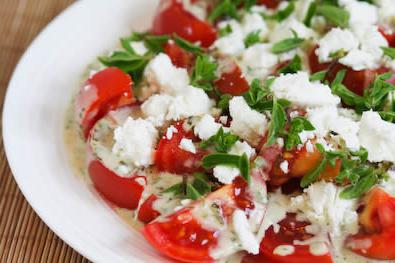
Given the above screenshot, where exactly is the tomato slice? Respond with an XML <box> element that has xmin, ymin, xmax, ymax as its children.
<box><xmin>164</xmin><ymin>41</ymin><xmax>194</xmax><ymax>69</ymax></box>
<box><xmin>347</xmin><ymin>188</ymin><xmax>395</xmax><ymax>260</ymax></box>
<box><xmin>152</xmin><ymin>0</ymin><xmax>217</xmax><ymax>48</ymax></box>
<box><xmin>138</xmin><ymin>194</ymin><xmax>161</xmax><ymax>224</ymax></box>
<box><xmin>257</xmin><ymin>0</ymin><xmax>281</xmax><ymax>9</ymax></box>
<box><xmin>215</xmin><ymin>61</ymin><xmax>249</xmax><ymax>96</ymax></box>
<box><xmin>155</xmin><ymin>122</ymin><xmax>205</xmax><ymax>174</ymax></box>
<box><xmin>75</xmin><ymin>67</ymin><xmax>134</xmax><ymax>139</ymax></box>
<box><xmin>243</xmin><ymin>214</ymin><xmax>333</xmax><ymax>263</ymax></box>
<box><xmin>88</xmin><ymin>159</ymin><xmax>146</xmax><ymax>209</ymax></box>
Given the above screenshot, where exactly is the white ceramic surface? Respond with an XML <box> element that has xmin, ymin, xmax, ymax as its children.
<box><xmin>2</xmin><ymin>0</ymin><xmax>176</xmax><ymax>262</ymax></box>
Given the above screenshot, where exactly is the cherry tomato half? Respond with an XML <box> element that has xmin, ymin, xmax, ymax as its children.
<box><xmin>75</xmin><ymin>67</ymin><xmax>134</xmax><ymax>139</ymax></box>
<box><xmin>215</xmin><ymin>61</ymin><xmax>249</xmax><ymax>96</ymax></box>
<box><xmin>152</xmin><ymin>0</ymin><xmax>217</xmax><ymax>48</ymax></box>
<box><xmin>164</xmin><ymin>40</ymin><xmax>194</xmax><ymax>69</ymax></box>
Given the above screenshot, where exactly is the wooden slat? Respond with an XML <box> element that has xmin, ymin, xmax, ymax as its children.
<box><xmin>0</xmin><ymin>0</ymin><xmax>91</xmax><ymax>262</ymax></box>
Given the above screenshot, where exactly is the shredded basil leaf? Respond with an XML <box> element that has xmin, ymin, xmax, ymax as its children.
<box><xmin>266</xmin><ymin>99</ymin><xmax>287</xmax><ymax>146</ymax></box>
<box><xmin>271</xmin><ymin>33</ymin><xmax>305</xmax><ymax>54</ymax></box>
<box><xmin>244</xmin><ymin>30</ymin><xmax>262</xmax><ymax>48</ymax></box>
<box><xmin>300</xmin><ymin>156</ymin><xmax>328</xmax><ymax>187</ymax></box>
<box><xmin>310</xmin><ymin>70</ymin><xmax>327</xmax><ymax>82</ymax></box>
<box><xmin>340</xmin><ymin>174</ymin><xmax>378</xmax><ymax>199</ymax></box>
<box><xmin>264</xmin><ymin>1</ymin><xmax>295</xmax><ymax>22</ymax></box>
<box><xmin>174</xmin><ymin>35</ymin><xmax>204</xmax><ymax>55</ymax></box>
<box><xmin>381</xmin><ymin>46</ymin><xmax>395</xmax><ymax>60</ymax></box>
<box><xmin>316</xmin><ymin>5</ymin><xmax>350</xmax><ymax>28</ymax></box>
<box><xmin>304</xmin><ymin>1</ymin><xmax>317</xmax><ymax>27</ymax></box>
<box><xmin>278</xmin><ymin>55</ymin><xmax>302</xmax><ymax>74</ymax></box>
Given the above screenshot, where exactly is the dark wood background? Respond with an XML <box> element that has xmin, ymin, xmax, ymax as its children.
<box><xmin>0</xmin><ymin>0</ymin><xmax>90</xmax><ymax>261</ymax></box>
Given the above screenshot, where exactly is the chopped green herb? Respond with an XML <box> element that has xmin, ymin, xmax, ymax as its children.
<box><xmin>300</xmin><ymin>156</ymin><xmax>328</xmax><ymax>187</ymax></box>
<box><xmin>219</xmin><ymin>24</ymin><xmax>233</xmax><ymax>37</ymax></box>
<box><xmin>264</xmin><ymin>1</ymin><xmax>295</xmax><ymax>22</ymax></box>
<box><xmin>379</xmin><ymin>111</ymin><xmax>395</xmax><ymax>123</ymax></box>
<box><xmin>316</xmin><ymin>5</ymin><xmax>350</xmax><ymax>28</ymax></box>
<box><xmin>174</xmin><ymin>35</ymin><xmax>204</xmax><ymax>55</ymax></box>
<box><xmin>381</xmin><ymin>47</ymin><xmax>395</xmax><ymax>59</ymax></box>
<box><xmin>304</xmin><ymin>1</ymin><xmax>317</xmax><ymax>27</ymax></box>
<box><xmin>285</xmin><ymin>117</ymin><xmax>315</xmax><ymax>150</ymax></box>
<box><xmin>309</xmin><ymin>70</ymin><xmax>327</xmax><ymax>82</ymax></box>
<box><xmin>191</xmin><ymin>55</ymin><xmax>218</xmax><ymax>91</ymax></box>
<box><xmin>331</xmin><ymin>69</ymin><xmax>347</xmax><ymax>87</ymax></box>
<box><xmin>208</xmin><ymin>0</ymin><xmax>239</xmax><ymax>22</ymax></box>
<box><xmin>127</xmin><ymin>32</ymin><xmax>170</xmax><ymax>53</ymax></box>
<box><xmin>278</xmin><ymin>55</ymin><xmax>302</xmax><ymax>74</ymax></box>
<box><xmin>218</xmin><ymin>94</ymin><xmax>233</xmax><ymax>111</ymax></box>
<box><xmin>200</xmin><ymin>127</ymin><xmax>239</xmax><ymax>153</ymax></box>
<box><xmin>271</xmin><ymin>32</ymin><xmax>305</xmax><ymax>54</ymax></box>
<box><xmin>244</xmin><ymin>30</ymin><xmax>262</xmax><ymax>48</ymax></box>
<box><xmin>340</xmin><ymin>174</ymin><xmax>378</xmax><ymax>199</ymax></box>
<box><xmin>163</xmin><ymin>183</ymin><xmax>184</xmax><ymax>195</ymax></box>
<box><xmin>266</xmin><ymin>99</ymin><xmax>287</xmax><ymax>146</ymax></box>
<box><xmin>186</xmin><ymin>183</ymin><xmax>203</xmax><ymax>200</ymax></box>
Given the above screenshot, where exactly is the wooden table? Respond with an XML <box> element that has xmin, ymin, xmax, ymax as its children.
<box><xmin>0</xmin><ymin>0</ymin><xmax>90</xmax><ymax>262</ymax></box>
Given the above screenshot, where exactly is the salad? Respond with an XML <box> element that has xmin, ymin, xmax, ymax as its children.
<box><xmin>65</xmin><ymin>0</ymin><xmax>395</xmax><ymax>262</ymax></box>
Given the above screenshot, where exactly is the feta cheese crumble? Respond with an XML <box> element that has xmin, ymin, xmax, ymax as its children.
<box><xmin>271</xmin><ymin>72</ymin><xmax>340</xmax><ymax>108</ymax></box>
<box><xmin>179</xmin><ymin>138</ymin><xmax>196</xmax><ymax>154</ymax></box>
<box><xmin>229</xmin><ymin>97</ymin><xmax>268</xmax><ymax>146</ymax></box>
<box><xmin>112</xmin><ymin>117</ymin><xmax>158</xmax><ymax>168</ymax></box>
<box><xmin>232</xmin><ymin>209</ymin><xmax>260</xmax><ymax>255</ymax></box>
<box><xmin>359</xmin><ymin>111</ymin><xmax>395</xmax><ymax>163</ymax></box>
<box><xmin>194</xmin><ymin>114</ymin><xmax>222</xmax><ymax>140</ymax></box>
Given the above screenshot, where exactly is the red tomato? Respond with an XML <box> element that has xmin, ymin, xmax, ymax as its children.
<box><xmin>152</xmin><ymin>0</ymin><xmax>217</xmax><ymax>48</ymax></box>
<box><xmin>138</xmin><ymin>194</ymin><xmax>161</xmax><ymax>224</ymax></box>
<box><xmin>379</xmin><ymin>27</ymin><xmax>395</xmax><ymax>47</ymax></box>
<box><xmin>243</xmin><ymin>214</ymin><xmax>333</xmax><ymax>263</ymax></box>
<box><xmin>164</xmin><ymin>41</ymin><xmax>194</xmax><ymax>69</ymax></box>
<box><xmin>143</xmin><ymin>178</ymin><xmax>260</xmax><ymax>263</ymax></box>
<box><xmin>88</xmin><ymin>159</ymin><xmax>146</xmax><ymax>210</ymax></box>
<box><xmin>75</xmin><ymin>67</ymin><xmax>135</xmax><ymax>138</ymax></box>
<box><xmin>347</xmin><ymin>188</ymin><xmax>395</xmax><ymax>260</ymax></box>
<box><xmin>257</xmin><ymin>0</ymin><xmax>281</xmax><ymax>9</ymax></box>
<box><xmin>155</xmin><ymin>122</ymin><xmax>205</xmax><ymax>174</ymax></box>
<box><xmin>308</xmin><ymin>47</ymin><xmax>377</xmax><ymax>96</ymax></box>
<box><xmin>143</xmin><ymin>208</ymin><xmax>217</xmax><ymax>263</ymax></box>
<box><xmin>215</xmin><ymin>62</ymin><xmax>249</xmax><ymax>96</ymax></box>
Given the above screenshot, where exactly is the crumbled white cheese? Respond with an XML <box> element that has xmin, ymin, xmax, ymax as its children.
<box><xmin>130</xmin><ymin>41</ymin><xmax>148</xmax><ymax>56</ymax></box>
<box><xmin>240</xmin><ymin>44</ymin><xmax>278</xmax><ymax>81</ymax></box>
<box><xmin>307</xmin><ymin>106</ymin><xmax>360</xmax><ymax>150</ymax></box>
<box><xmin>273</xmin><ymin>245</ymin><xmax>295</xmax><ymax>256</ymax></box>
<box><xmin>213</xmin><ymin>166</ymin><xmax>240</xmax><ymax>185</ymax></box>
<box><xmin>306</xmin><ymin>140</ymin><xmax>314</xmax><ymax>153</ymax></box>
<box><xmin>279</xmin><ymin>160</ymin><xmax>289</xmax><ymax>174</ymax></box>
<box><xmin>339</xmin><ymin>49</ymin><xmax>377</xmax><ymax>71</ymax></box>
<box><xmin>341</xmin><ymin>0</ymin><xmax>378</xmax><ymax>28</ymax></box>
<box><xmin>316</xmin><ymin>28</ymin><xmax>359</xmax><ymax>63</ymax></box>
<box><xmin>194</xmin><ymin>114</ymin><xmax>222</xmax><ymax>140</ymax></box>
<box><xmin>232</xmin><ymin>209</ymin><xmax>260</xmax><ymax>255</ymax></box>
<box><xmin>144</xmin><ymin>53</ymin><xmax>190</xmax><ymax>95</ymax></box>
<box><xmin>219</xmin><ymin>116</ymin><xmax>228</xmax><ymax>125</ymax></box>
<box><xmin>229</xmin><ymin>141</ymin><xmax>256</xmax><ymax>159</ymax></box>
<box><xmin>376</xmin><ymin>0</ymin><xmax>395</xmax><ymax>26</ymax></box>
<box><xmin>229</xmin><ymin>97</ymin><xmax>268</xmax><ymax>146</ymax></box>
<box><xmin>179</xmin><ymin>138</ymin><xmax>196</xmax><ymax>154</ymax></box>
<box><xmin>142</xmin><ymin>87</ymin><xmax>214</xmax><ymax>123</ymax></box>
<box><xmin>214</xmin><ymin>20</ymin><xmax>245</xmax><ymax>56</ymax></box>
<box><xmin>271</xmin><ymin>72</ymin><xmax>340</xmax><ymax>108</ymax></box>
<box><xmin>382</xmin><ymin>171</ymin><xmax>395</xmax><ymax>196</ymax></box>
<box><xmin>269</xmin><ymin>17</ymin><xmax>315</xmax><ymax>43</ymax></box>
<box><xmin>166</xmin><ymin>125</ymin><xmax>178</xmax><ymax>140</ymax></box>
<box><xmin>242</xmin><ymin>12</ymin><xmax>269</xmax><ymax>39</ymax></box>
<box><xmin>112</xmin><ymin>117</ymin><xmax>158</xmax><ymax>167</ymax></box>
<box><xmin>359</xmin><ymin>111</ymin><xmax>395</xmax><ymax>163</ymax></box>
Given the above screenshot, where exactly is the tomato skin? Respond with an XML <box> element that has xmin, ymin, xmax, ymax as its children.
<box><xmin>138</xmin><ymin>194</ymin><xmax>161</xmax><ymax>224</ymax></box>
<box><xmin>347</xmin><ymin>188</ymin><xmax>395</xmax><ymax>260</ymax></box>
<box><xmin>152</xmin><ymin>0</ymin><xmax>217</xmax><ymax>48</ymax></box>
<box><xmin>215</xmin><ymin>62</ymin><xmax>249</xmax><ymax>96</ymax></box>
<box><xmin>257</xmin><ymin>0</ymin><xmax>281</xmax><ymax>9</ymax></box>
<box><xmin>75</xmin><ymin>67</ymin><xmax>134</xmax><ymax>139</ymax></box>
<box><xmin>243</xmin><ymin>214</ymin><xmax>333</xmax><ymax>263</ymax></box>
<box><xmin>155</xmin><ymin>122</ymin><xmax>205</xmax><ymax>174</ymax></box>
<box><xmin>164</xmin><ymin>41</ymin><xmax>194</xmax><ymax>69</ymax></box>
<box><xmin>87</xmin><ymin>159</ymin><xmax>146</xmax><ymax>210</ymax></box>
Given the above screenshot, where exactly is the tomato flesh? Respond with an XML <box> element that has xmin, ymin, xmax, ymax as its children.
<box><xmin>164</xmin><ymin>41</ymin><xmax>194</xmax><ymax>69</ymax></box>
<box><xmin>88</xmin><ymin>159</ymin><xmax>145</xmax><ymax>209</ymax></box>
<box><xmin>152</xmin><ymin>0</ymin><xmax>217</xmax><ymax>48</ymax></box>
<box><xmin>347</xmin><ymin>188</ymin><xmax>395</xmax><ymax>260</ymax></box>
<box><xmin>257</xmin><ymin>0</ymin><xmax>281</xmax><ymax>9</ymax></box>
<box><xmin>215</xmin><ymin>62</ymin><xmax>249</xmax><ymax>96</ymax></box>
<box><xmin>138</xmin><ymin>194</ymin><xmax>161</xmax><ymax>224</ymax></box>
<box><xmin>379</xmin><ymin>27</ymin><xmax>395</xmax><ymax>47</ymax></box>
<box><xmin>243</xmin><ymin>214</ymin><xmax>333</xmax><ymax>263</ymax></box>
<box><xmin>75</xmin><ymin>67</ymin><xmax>134</xmax><ymax>139</ymax></box>
<box><xmin>155</xmin><ymin>122</ymin><xmax>205</xmax><ymax>174</ymax></box>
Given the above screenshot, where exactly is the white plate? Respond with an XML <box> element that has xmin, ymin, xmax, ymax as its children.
<box><xmin>2</xmin><ymin>0</ymin><xmax>176</xmax><ymax>262</ymax></box>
